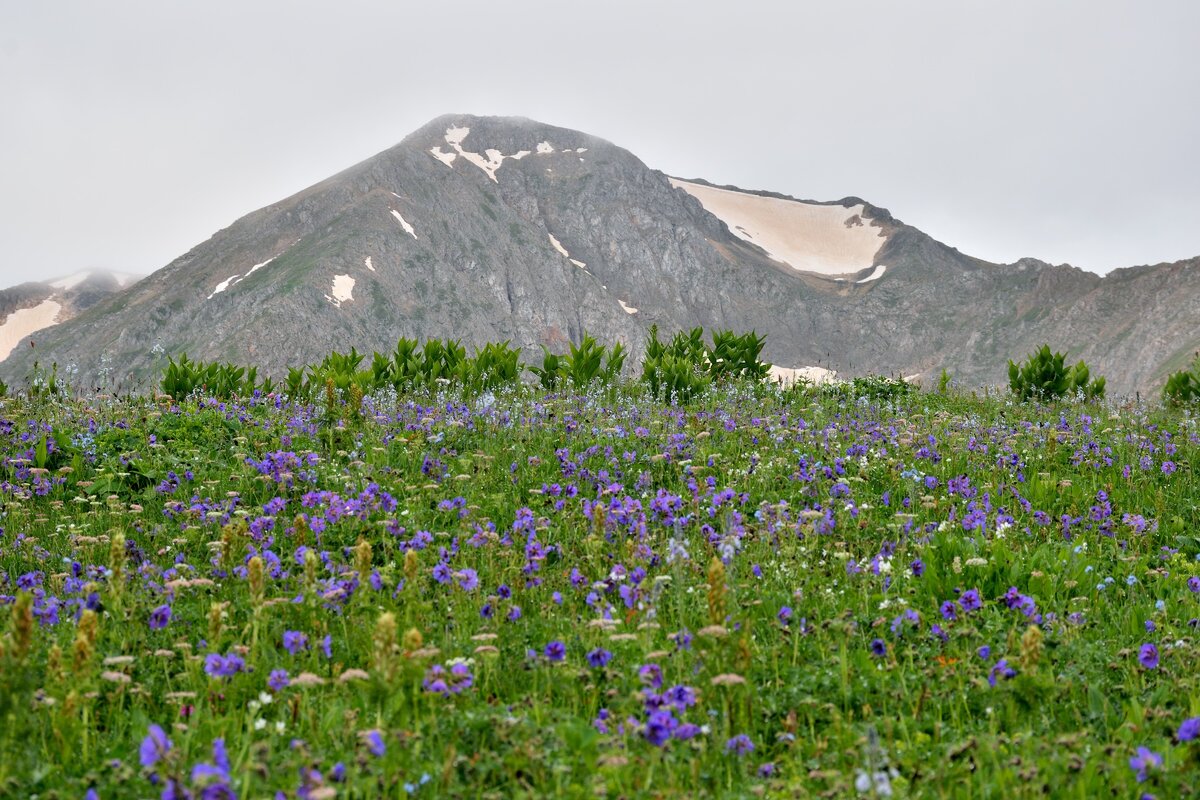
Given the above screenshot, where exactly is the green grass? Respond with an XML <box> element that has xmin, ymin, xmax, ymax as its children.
<box><xmin>1</xmin><ymin>379</ymin><xmax>1199</xmax><ymax>797</ymax></box>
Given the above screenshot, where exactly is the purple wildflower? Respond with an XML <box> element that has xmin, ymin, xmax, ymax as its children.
<box><xmin>1138</xmin><ymin>643</ymin><xmax>1159</xmax><ymax>669</ymax></box>
<box><xmin>586</xmin><ymin>648</ymin><xmax>613</xmax><ymax>668</ymax></box>
<box><xmin>1129</xmin><ymin>746</ymin><xmax>1162</xmax><ymax>782</ymax></box>
<box><xmin>959</xmin><ymin>588</ymin><xmax>983</xmax><ymax>613</ymax></box>
<box><xmin>267</xmin><ymin>669</ymin><xmax>290</xmax><ymax>692</ymax></box>
<box><xmin>203</xmin><ymin>652</ymin><xmax>246</xmax><ymax>679</ymax></box>
<box><xmin>726</xmin><ymin>734</ymin><xmax>754</xmax><ymax>756</ymax></box>
<box><xmin>1177</xmin><ymin>717</ymin><xmax>1200</xmax><ymax>742</ymax></box>
<box><xmin>148</xmin><ymin>604</ymin><xmax>172</xmax><ymax>631</ymax></box>
<box><xmin>543</xmin><ymin>640</ymin><xmax>566</xmax><ymax>662</ymax></box>
<box><xmin>282</xmin><ymin>631</ymin><xmax>309</xmax><ymax>655</ymax></box>
<box><xmin>139</xmin><ymin>723</ymin><xmax>172</xmax><ymax>768</ymax></box>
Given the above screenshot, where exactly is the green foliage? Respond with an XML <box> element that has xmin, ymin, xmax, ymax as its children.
<box><xmin>1163</xmin><ymin>353</ymin><xmax>1200</xmax><ymax>407</ymax></box>
<box><xmin>527</xmin><ymin>333</ymin><xmax>626</xmax><ymax>391</ymax></box>
<box><xmin>642</xmin><ymin>325</ymin><xmax>711</xmax><ymax>403</ymax></box>
<box><xmin>1008</xmin><ymin>345</ymin><xmax>1106</xmax><ymax>402</ymax></box>
<box><xmin>821</xmin><ymin>374</ymin><xmax>915</xmax><ymax>404</ymax></box>
<box><xmin>641</xmin><ymin>325</ymin><xmax>769</xmax><ymax>403</ymax></box>
<box><xmin>707</xmin><ymin>328</ymin><xmax>769</xmax><ymax>382</ymax></box>
<box><xmin>2</xmin><ymin>374</ymin><xmax>1200</xmax><ymax>797</ymax></box>
<box><xmin>528</xmin><ymin>347</ymin><xmax>564</xmax><ymax>391</ymax></box>
<box><xmin>160</xmin><ymin>354</ymin><xmax>258</xmax><ymax>400</ymax></box>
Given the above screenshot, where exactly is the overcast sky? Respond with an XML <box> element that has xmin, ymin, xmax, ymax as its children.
<box><xmin>4</xmin><ymin>1</ymin><xmax>1198</xmax><ymax>285</ymax></box>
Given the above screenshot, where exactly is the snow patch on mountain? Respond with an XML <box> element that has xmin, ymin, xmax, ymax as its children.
<box><xmin>768</xmin><ymin>365</ymin><xmax>838</xmax><ymax>385</ymax></box>
<box><xmin>326</xmin><ymin>275</ymin><xmax>355</xmax><ymax>308</ymax></box>
<box><xmin>429</xmin><ymin>126</ymin><xmax>540</xmax><ymax>183</ymax></box>
<box><xmin>670</xmin><ymin>179</ymin><xmax>886</xmax><ymax>276</ymax></box>
<box><xmin>390</xmin><ymin>209</ymin><xmax>418</xmax><ymax>239</ymax></box>
<box><xmin>0</xmin><ymin>299</ymin><xmax>61</xmax><ymax>360</ymax></box>
<box><xmin>856</xmin><ymin>264</ymin><xmax>887</xmax><ymax>283</ymax></box>
<box><xmin>207</xmin><ymin>256</ymin><xmax>278</xmax><ymax>299</ymax></box>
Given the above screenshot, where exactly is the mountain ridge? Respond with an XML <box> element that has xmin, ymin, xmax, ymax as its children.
<box><xmin>1</xmin><ymin>114</ymin><xmax>1196</xmax><ymax>396</ymax></box>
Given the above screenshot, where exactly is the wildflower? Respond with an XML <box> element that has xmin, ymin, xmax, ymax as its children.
<box><xmin>777</xmin><ymin>605</ymin><xmax>793</xmax><ymax>625</ymax></box>
<box><xmin>148</xmin><ymin>604</ymin><xmax>172</xmax><ymax>631</ymax></box>
<box><xmin>1187</xmin><ymin>576</ymin><xmax>1200</xmax><ymax>593</ymax></box>
<box><xmin>282</xmin><ymin>630</ymin><xmax>309</xmax><ymax>655</ymax></box>
<box><xmin>1138</xmin><ymin>643</ymin><xmax>1159</xmax><ymax>670</ymax></box>
<box><xmin>910</xmin><ymin>558</ymin><xmax>925</xmax><ymax>577</ymax></box>
<box><xmin>758</xmin><ymin>762</ymin><xmax>776</xmax><ymax>777</ymax></box>
<box><xmin>365</xmin><ymin>730</ymin><xmax>386</xmax><ymax>758</ymax></box>
<box><xmin>939</xmin><ymin>601</ymin><xmax>957</xmax><ymax>621</ymax></box>
<box><xmin>977</xmin><ymin>645</ymin><xmax>991</xmax><ymax>660</ymax></box>
<box><xmin>643</xmin><ymin>710</ymin><xmax>677</xmax><ymax>747</ymax></box>
<box><xmin>321</xmin><ymin>634</ymin><xmax>332</xmax><ymax>658</ymax></box>
<box><xmin>267</xmin><ymin>669</ymin><xmax>290</xmax><ymax>692</ymax></box>
<box><xmin>710</xmin><ymin>673</ymin><xmax>746</xmax><ymax>686</ymax></box>
<box><xmin>988</xmin><ymin>659</ymin><xmax>1016</xmax><ymax>687</ymax></box>
<box><xmin>586</xmin><ymin>648</ymin><xmax>612</xmax><ymax>668</ymax></box>
<box><xmin>638</xmin><ymin>663</ymin><xmax>664</xmax><ymax>689</ymax></box>
<box><xmin>543</xmin><ymin>640</ymin><xmax>566</xmax><ymax>662</ymax></box>
<box><xmin>422</xmin><ymin>662</ymin><xmax>473</xmax><ymax>695</ymax></box>
<box><xmin>869</xmin><ymin>638</ymin><xmax>887</xmax><ymax>658</ymax></box>
<box><xmin>1129</xmin><ymin>746</ymin><xmax>1162</xmax><ymax>782</ymax></box>
<box><xmin>959</xmin><ymin>588</ymin><xmax>983</xmax><ymax>613</ymax></box>
<box><xmin>1178</xmin><ymin>717</ymin><xmax>1200</xmax><ymax>742</ymax></box>
<box><xmin>139</xmin><ymin>723</ymin><xmax>172</xmax><ymax>768</ymax></box>
<box><xmin>190</xmin><ymin>738</ymin><xmax>233</xmax><ymax>793</ymax></box>
<box><xmin>666</xmin><ymin>684</ymin><xmax>698</xmax><ymax>709</ymax></box>
<box><xmin>204</xmin><ymin>652</ymin><xmax>246</xmax><ymax>679</ymax></box>
<box><xmin>453</xmin><ymin>568</ymin><xmax>479</xmax><ymax>592</ymax></box>
<box><xmin>726</xmin><ymin>734</ymin><xmax>754</xmax><ymax>756</ymax></box>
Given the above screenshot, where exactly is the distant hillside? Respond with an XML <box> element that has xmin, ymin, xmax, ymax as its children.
<box><xmin>1</xmin><ymin>114</ymin><xmax>1196</xmax><ymax>396</ymax></box>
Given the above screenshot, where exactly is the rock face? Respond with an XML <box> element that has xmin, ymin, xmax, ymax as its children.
<box><xmin>1</xmin><ymin>114</ymin><xmax>1197</xmax><ymax>396</ymax></box>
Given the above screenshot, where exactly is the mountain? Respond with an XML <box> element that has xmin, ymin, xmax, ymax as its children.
<box><xmin>1</xmin><ymin>114</ymin><xmax>1196</xmax><ymax>396</ymax></box>
<box><xmin>0</xmin><ymin>270</ymin><xmax>139</xmax><ymax>366</ymax></box>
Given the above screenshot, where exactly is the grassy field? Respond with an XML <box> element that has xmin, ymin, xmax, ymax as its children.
<box><xmin>1</xmin><ymin>379</ymin><xmax>1199</xmax><ymax>798</ymax></box>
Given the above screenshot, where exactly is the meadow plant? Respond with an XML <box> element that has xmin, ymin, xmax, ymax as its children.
<box><xmin>0</xmin><ymin>370</ymin><xmax>1198</xmax><ymax>795</ymax></box>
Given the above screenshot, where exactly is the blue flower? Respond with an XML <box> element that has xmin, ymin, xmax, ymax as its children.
<box><xmin>726</xmin><ymin>734</ymin><xmax>754</xmax><ymax>755</ymax></box>
<box><xmin>1129</xmin><ymin>746</ymin><xmax>1162</xmax><ymax>782</ymax></box>
<box><xmin>148</xmin><ymin>604</ymin><xmax>172</xmax><ymax>631</ymax></box>
<box><xmin>1138</xmin><ymin>643</ymin><xmax>1159</xmax><ymax>670</ymax></box>
<box><xmin>586</xmin><ymin>648</ymin><xmax>612</xmax><ymax>668</ymax></box>
<box><xmin>543</xmin><ymin>640</ymin><xmax>566</xmax><ymax>662</ymax></box>
<box><xmin>1178</xmin><ymin>717</ymin><xmax>1200</xmax><ymax>742</ymax></box>
<box><xmin>139</xmin><ymin>723</ymin><xmax>172</xmax><ymax>768</ymax></box>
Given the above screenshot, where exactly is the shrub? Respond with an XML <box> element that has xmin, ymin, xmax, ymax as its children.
<box><xmin>1163</xmin><ymin>353</ymin><xmax>1200</xmax><ymax>407</ymax></box>
<box><xmin>1007</xmin><ymin>345</ymin><xmax>1105</xmax><ymax>402</ymax></box>
<box><xmin>161</xmin><ymin>354</ymin><xmax>258</xmax><ymax>400</ymax></box>
<box><xmin>528</xmin><ymin>333</ymin><xmax>626</xmax><ymax>391</ymax></box>
<box><xmin>641</xmin><ymin>326</ymin><xmax>770</xmax><ymax>403</ymax></box>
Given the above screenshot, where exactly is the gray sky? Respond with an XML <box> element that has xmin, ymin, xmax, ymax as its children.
<box><xmin>4</xmin><ymin>1</ymin><xmax>1198</xmax><ymax>285</ymax></box>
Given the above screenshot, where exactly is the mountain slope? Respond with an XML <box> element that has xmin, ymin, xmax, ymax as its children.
<box><xmin>2</xmin><ymin>114</ymin><xmax>1196</xmax><ymax>395</ymax></box>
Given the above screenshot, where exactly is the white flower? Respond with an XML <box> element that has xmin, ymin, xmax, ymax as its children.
<box><xmin>254</xmin><ymin>718</ymin><xmax>266</xmax><ymax>731</ymax></box>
